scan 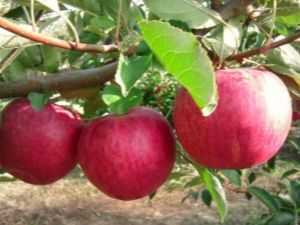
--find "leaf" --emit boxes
[149,191,157,201]
[206,17,242,61]
[28,91,53,110]
[201,189,212,207]
[0,173,17,182]
[274,0,300,25]
[248,172,257,184]
[248,186,280,217]
[191,191,199,201]
[143,0,222,29]
[115,53,152,96]
[37,45,61,73]
[59,86,99,99]
[221,170,242,187]
[281,169,299,179]
[167,172,188,181]
[104,0,134,29]
[264,211,295,225]
[90,16,116,30]
[185,177,203,188]
[283,179,300,208]
[12,0,55,10]
[139,20,217,116]
[83,97,107,116]
[59,0,102,15]
[193,162,227,222]
[102,84,143,115]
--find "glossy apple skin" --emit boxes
[78,106,176,201]
[173,69,292,170]
[0,98,84,185]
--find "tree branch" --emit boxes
[0,16,119,54]
[219,0,256,20]
[226,31,300,61]
[0,62,118,99]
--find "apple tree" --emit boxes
[0,0,300,223]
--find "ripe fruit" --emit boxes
[292,110,300,122]
[0,98,84,185]
[78,106,176,201]
[173,68,292,170]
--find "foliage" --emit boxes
[0,0,300,223]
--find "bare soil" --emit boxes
[0,175,275,225]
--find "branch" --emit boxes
[226,31,300,61]
[211,0,222,11]
[0,16,119,54]
[0,62,118,99]
[219,0,256,20]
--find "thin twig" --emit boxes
[0,16,119,54]
[222,184,252,195]
[226,31,300,61]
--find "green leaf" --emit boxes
[185,177,203,188]
[59,0,102,16]
[0,173,17,182]
[104,0,134,29]
[283,179,300,208]
[139,20,217,116]
[83,97,107,116]
[149,191,157,201]
[264,211,295,225]
[90,16,116,30]
[201,189,212,207]
[167,172,188,181]
[206,16,242,61]
[143,0,222,29]
[37,45,61,73]
[193,162,227,222]
[248,186,280,217]
[28,91,53,110]
[191,191,199,201]
[248,172,257,184]
[116,53,152,96]
[102,84,143,115]
[281,169,299,180]
[221,170,242,187]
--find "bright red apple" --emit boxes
[78,106,176,201]
[0,98,84,185]
[173,68,292,170]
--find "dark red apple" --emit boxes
[173,68,292,170]
[0,98,84,185]
[78,106,176,201]
[292,110,300,122]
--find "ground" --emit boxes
[0,173,276,225]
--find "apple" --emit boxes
[292,110,300,122]
[0,98,84,185]
[173,68,292,170]
[78,106,176,201]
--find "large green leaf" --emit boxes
[143,0,221,29]
[193,162,227,222]
[248,186,280,217]
[139,20,217,115]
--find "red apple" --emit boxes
[292,110,300,122]
[173,68,292,170]
[78,106,176,201]
[0,98,84,185]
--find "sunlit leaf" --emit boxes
[144,0,221,29]
[139,20,217,116]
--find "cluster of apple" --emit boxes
[0,68,293,201]
[0,99,176,201]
